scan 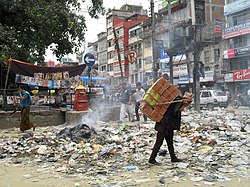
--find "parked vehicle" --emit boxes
[232,94,250,109]
[201,89,228,109]
[190,89,228,110]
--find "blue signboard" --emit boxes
[83,53,95,67]
[160,49,169,59]
[179,75,189,84]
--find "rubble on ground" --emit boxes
[0,108,249,186]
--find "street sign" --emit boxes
[127,50,138,63]
[84,53,95,67]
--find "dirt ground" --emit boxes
[0,162,249,187]
[0,120,249,187]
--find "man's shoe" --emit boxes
[171,157,182,162]
[148,160,161,165]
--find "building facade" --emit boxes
[106,7,148,88]
[156,0,225,92]
[97,32,108,76]
[223,0,250,97]
[87,1,227,93]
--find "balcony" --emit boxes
[108,58,113,64]
[129,37,142,44]
[107,46,115,52]
[138,29,152,39]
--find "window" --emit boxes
[205,66,211,71]
[108,40,112,47]
[204,51,210,63]
[228,35,248,48]
[214,49,220,63]
[107,52,113,60]
[129,28,142,38]
[119,41,123,49]
[138,58,142,69]
[214,91,226,96]
[228,11,249,27]
[138,43,142,55]
[201,92,211,98]
[229,57,249,71]
[107,28,112,35]
[107,64,113,71]
[101,65,106,71]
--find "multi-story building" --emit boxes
[223,0,250,97]
[128,23,144,87]
[106,6,148,88]
[155,0,224,92]
[97,32,107,76]
[60,57,79,66]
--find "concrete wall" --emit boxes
[0,106,121,129]
[65,106,120,125]
[0,110,65,129]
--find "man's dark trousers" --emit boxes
[149,128,175,161]
[135,102,147,122]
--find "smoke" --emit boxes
[81,104,109,125]
[80,96,118,125]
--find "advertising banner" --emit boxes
[224,0,250,16]
[189,71,214,83]
[160,49,186,63]
[233,69,250,81]
[173,64,188,77]
[179,75,189,84]
[224,46,250,59]
[235,46,250,56]
[222,22,250,39]
[200,71,214,82]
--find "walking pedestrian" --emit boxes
[148,74,191,165]
[133,82,147,122]
[148,96,184,164]
[119,82,133,122]
[19,85,36,132]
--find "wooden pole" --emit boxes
[3,59,11,110]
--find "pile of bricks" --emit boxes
[140,78,181,122]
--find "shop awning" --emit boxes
[8,58,86,77]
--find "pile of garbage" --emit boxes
[0,108,249,185]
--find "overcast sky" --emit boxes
[45,0,161,62]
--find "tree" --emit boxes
[0,0,105,64]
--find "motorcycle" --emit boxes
[232,94,250,109]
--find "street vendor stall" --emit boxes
[2,58,86,110]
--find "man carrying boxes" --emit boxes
[140,74,193,165]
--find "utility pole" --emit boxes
[191,0,205,112]
[167,0,174,84]
[193,30,201,112]
[113,27,124,84]
[151,0,158,82]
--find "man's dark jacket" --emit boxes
[155,96,183,132]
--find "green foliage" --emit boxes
[0,0,104,64]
